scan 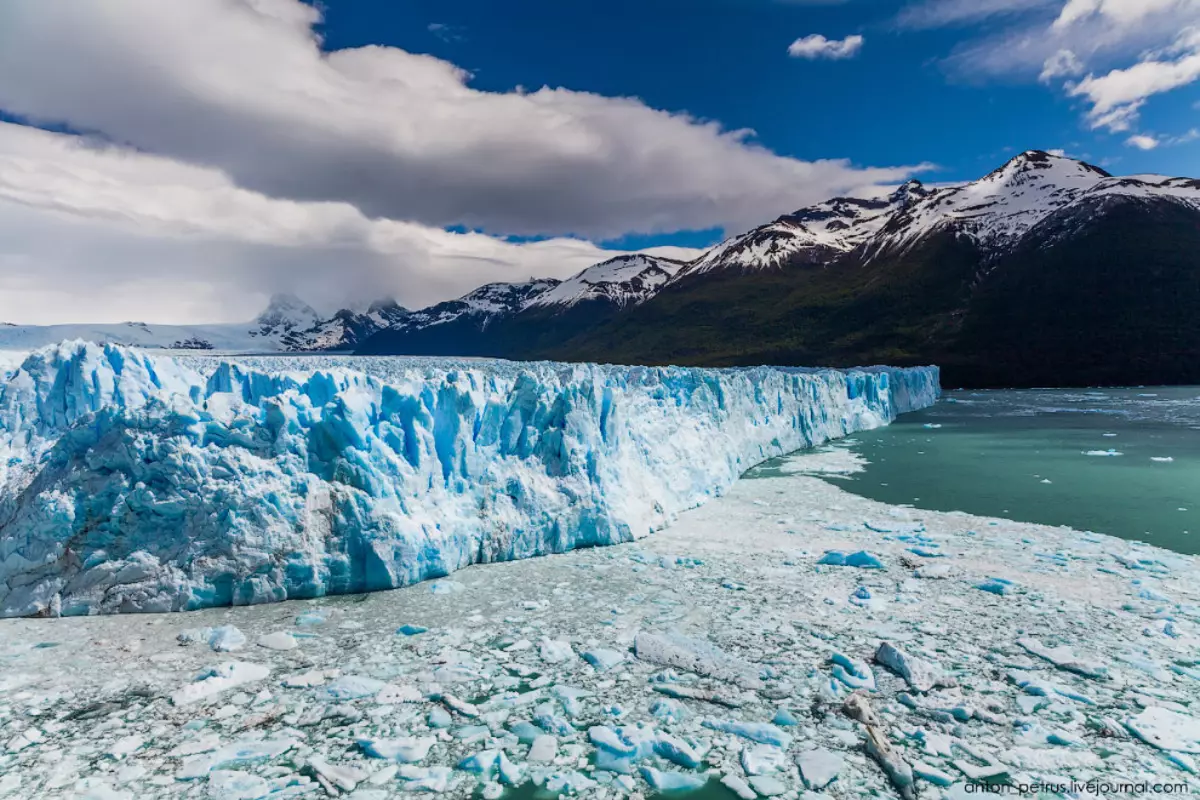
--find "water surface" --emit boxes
[794,386,1200,554]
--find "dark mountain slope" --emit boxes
[951,196,1200,388]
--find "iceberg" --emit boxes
[0,341,938,617]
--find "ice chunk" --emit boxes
[874,642,953,693]
[634,632,763,689]
[582,649,625,672]
[831,652,876,691]
[256,632,297,651]
[1126,707,1200,753]
[397,624,428,636]
[741,744,788,775]
[819,550,885,569]
[207,771,270,800]
[398,765,454,793]
[1017,638,1107,679]
[177,738,296,779]
[797,748,843,790]
[322,675,388,700]
[639,767,706,794]
[540,638,575,664]
[702,719,791,747]
[721,774,756,800]
[208,626,247,652]
[358,737,436,763]
[528,735,557,763]
[171,662,270,706]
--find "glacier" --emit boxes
[0,341,938,617]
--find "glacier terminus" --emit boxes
[0,342,938,618]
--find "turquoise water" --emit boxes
[820,386,1200,554]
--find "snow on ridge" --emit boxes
[528,255,686,309]
[0,341,939,617]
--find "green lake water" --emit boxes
[809,386,1200,555]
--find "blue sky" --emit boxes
[321,0,1200,180]
[0,0,1197,322]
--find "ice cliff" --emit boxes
[0,342,939,617]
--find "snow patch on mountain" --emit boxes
[676,182,930,279]
[392,280,561,333]
[0,342,938,617]
[528,256,686,309]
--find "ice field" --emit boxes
[3,344,1198,799]
[2,447,1199,799]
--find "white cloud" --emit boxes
[1054,0,1197,30]
[0,0,919,243]
[0,123,707,325]
[787,34,865,60]
[1068,29,1200,131]
[1125,134,1160,149]
[896,0,1057,30]
[896,0,1200,135]
[1039,49,1084,82]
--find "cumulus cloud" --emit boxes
[0,0,919,242]
[0,123,706,325]
[1125,134,1160,150]
[1068,28,1200,131]
[787,34,865,60]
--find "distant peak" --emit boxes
[254,292,320,326]
[987,149,1111,181]
[366,297,407,315]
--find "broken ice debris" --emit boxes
[256,631,297,651]
[830,652,876,691]
[398,765,454,793]
[874,642,953,693]
[975,577,1015,596]
[817,550,885,569]
[797,749,843,790]
[539,638,575,663]
[582,648,625,672]
[397,624,428,636]
[639,767,706,794]
[171,662,270,706]
[1125,707,1200,753]
[321,675,388,700]
[1017,638,1107,679]
[358,736,436,763]
[702,719,791,747]
[634,632,763,689]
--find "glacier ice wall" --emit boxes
[0,342,939,617]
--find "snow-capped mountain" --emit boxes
[0,293,407,353]
[528,255,686,309]
[354,259,688,357]
[676,182,930,279]
[549,150,1200,387]
[282,299,410,351]
[391,279,561,334]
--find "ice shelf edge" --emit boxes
[0,341,939,616]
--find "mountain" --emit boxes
[282,298,410,351]
[0,293,407,353]
[359,150,1200,388]
[550,151,1200,387]
[676,181,930,278]
[357,256,685,357]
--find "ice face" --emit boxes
[0,341,939,617]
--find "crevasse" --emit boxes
[0,341,939,617]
